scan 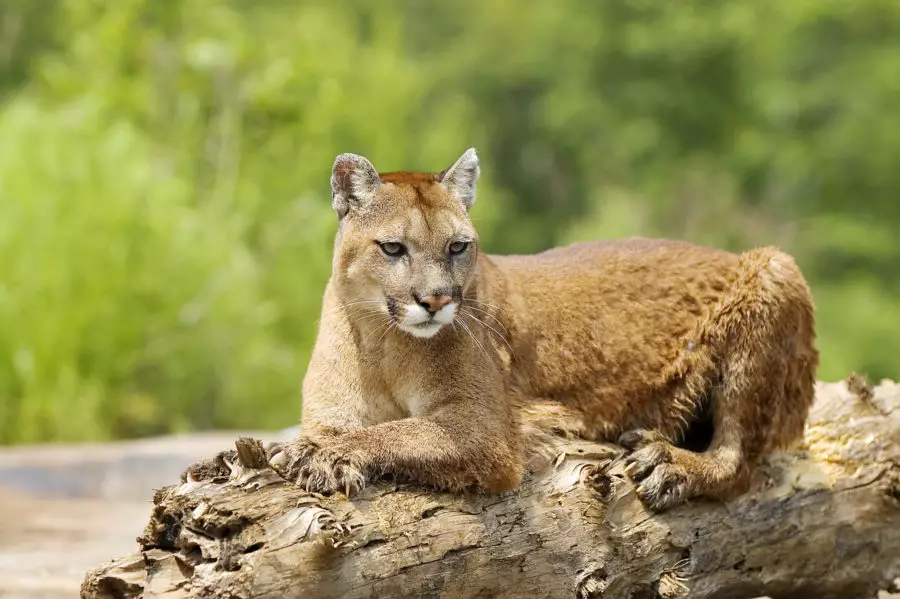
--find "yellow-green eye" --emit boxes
[449,241,469,255]
[379,241,405,257]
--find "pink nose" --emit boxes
[418,295,453,314]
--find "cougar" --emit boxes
[185,148,818,511]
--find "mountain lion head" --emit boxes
[329,148,481,339]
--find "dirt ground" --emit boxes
[0,431,283,599]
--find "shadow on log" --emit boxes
[81,379,900,599]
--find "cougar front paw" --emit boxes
[267,438,320,480]
[181,449,238,483]
[269,439,366,497]
[622,441,690,512]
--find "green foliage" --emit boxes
[1,0,898,443]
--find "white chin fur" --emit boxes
[399,302,457,339]
[399,322,444,338]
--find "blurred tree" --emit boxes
[0,0,897,443]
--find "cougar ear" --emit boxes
[331,153,380,218]
[439,148,480,210]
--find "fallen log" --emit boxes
[81,378,900,599]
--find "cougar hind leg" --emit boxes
[622,248,818,511]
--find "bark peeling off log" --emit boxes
[81,380,900,599]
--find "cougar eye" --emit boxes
[379,241,405,257]
[449,241,469,255]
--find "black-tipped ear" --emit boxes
[439,148,480,210]
[331,153,380,218]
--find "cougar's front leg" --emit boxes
[270,398,523,496]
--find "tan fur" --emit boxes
[185,149,819,511]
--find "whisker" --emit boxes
[318,299,385,317]
[461,304,509,336]
[462,297,504,313]
[461,309,509,345]
[377,321,397,342]
[353,311,388,326]
[362,318,394,344]
[341,300,385,308]
[320,304,385,321]
[344,308,384,318]
[461,310,515,358]
[335,306,382,316]
[318,309,383,325]
[457,317,490,362]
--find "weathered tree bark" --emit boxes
[82,379,900,599]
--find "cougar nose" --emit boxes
[417,294,453,315]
